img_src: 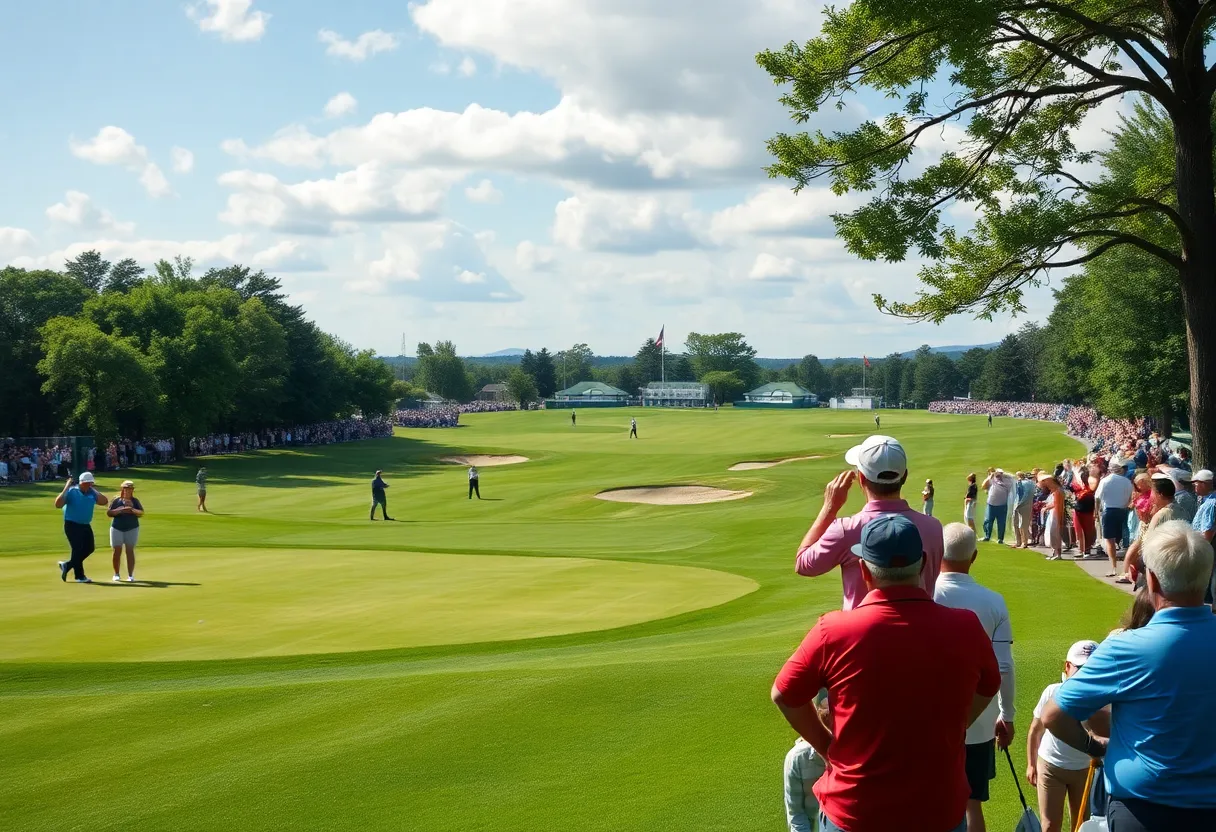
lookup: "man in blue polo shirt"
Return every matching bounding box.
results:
[54,471,109,583]
[1042,521,1216,831]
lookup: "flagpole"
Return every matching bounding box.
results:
[661,325,665,383]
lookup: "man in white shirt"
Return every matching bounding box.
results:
[981,468,1012,544]
[934,522,1016,832]
[1095,466,1135,576]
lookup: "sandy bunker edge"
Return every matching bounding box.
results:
[595,485,753,505]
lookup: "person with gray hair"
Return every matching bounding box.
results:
[773,514,1000,832]
[1042,521,1216,831]
[934,523,1016,832]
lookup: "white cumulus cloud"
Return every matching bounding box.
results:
[0,227,35,256]
[45,191,135,234]
[70,126,172,198]
[710,186,853,240]
[515,240,555,271]
[323,92,358,119]
[318,29,399,61]
[457,57,477,77]
[188,0,269,42]
[748,252,802,281]
[357,222,522,302]
[218,164,460,233]
[464,179,502,204]
[553,191,706,254]
[171,146,195,174]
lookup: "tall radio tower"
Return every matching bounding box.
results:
[399,333,409,381]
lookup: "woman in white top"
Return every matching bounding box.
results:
[1025,640,1100,832]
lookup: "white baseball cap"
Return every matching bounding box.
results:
[1193,469,1214,483]
[1066,640,1099,666]
[844,435,907,484]
[78,471,95,483]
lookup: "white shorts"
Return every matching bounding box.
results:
[109,526,140,548]
[964,502,976,522]
[1043,509,1062,549]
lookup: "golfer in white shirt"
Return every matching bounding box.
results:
[933,523,1016,832]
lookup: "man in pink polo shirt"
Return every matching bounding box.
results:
[795,435,944,609]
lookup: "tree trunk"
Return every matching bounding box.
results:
[1168,41,1216,465]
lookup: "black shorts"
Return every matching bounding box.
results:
[965,740,996,802]
[1102,508,1130,540]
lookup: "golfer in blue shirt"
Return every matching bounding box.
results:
[54,471,109,583]
[1042,520,1216,831]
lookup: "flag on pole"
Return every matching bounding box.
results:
[863,355,871,368]
[656,326,665,349]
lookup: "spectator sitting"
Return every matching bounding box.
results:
[783,698,831,832]
[1043,521,1216,831]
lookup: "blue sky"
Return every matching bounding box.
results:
[0,0,1078,357]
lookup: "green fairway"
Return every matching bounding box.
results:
[0,409,1132,831]
[0,549,756,663]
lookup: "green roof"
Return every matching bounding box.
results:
[745,381,814,397]
[555,381,630,397]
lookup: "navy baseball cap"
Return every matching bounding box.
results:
[849,514,924,568]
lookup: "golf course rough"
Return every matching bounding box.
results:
[0,408,1132,832]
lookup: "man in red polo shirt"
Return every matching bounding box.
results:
[772,514,1001,832]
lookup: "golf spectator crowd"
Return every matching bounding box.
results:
[394,401,533,428]
[776,431,1216,832]
[1,439,72,485]
[2,417,392,483]
[928,400,1159,455]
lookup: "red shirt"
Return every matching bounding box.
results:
[774,586,1001,832]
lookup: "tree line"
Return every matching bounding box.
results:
[0,253,397,453]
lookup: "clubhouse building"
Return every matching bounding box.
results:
[735,381,819,409]
[642,381,710,408]
[546,381,632,408]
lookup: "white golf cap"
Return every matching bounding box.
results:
[844,435,907,484]
[995,468,1005,474]
[1193,469,1214,483]
[1066,640,1099,666]
[78,471,95,483]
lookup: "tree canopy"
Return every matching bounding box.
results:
[760,0,1216,462]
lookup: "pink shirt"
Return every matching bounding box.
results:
[795,499,945,610]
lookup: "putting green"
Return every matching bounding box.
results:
[0,548,757,663]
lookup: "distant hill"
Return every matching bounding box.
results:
[480,348,526,357]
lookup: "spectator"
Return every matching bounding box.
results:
[1156,466,1197,523]
[1043,521,1216,831]
[934,523,1016,832]
[1071,464,1098,558]
[1040,473,1065,561]
[1191,469,1214,544]
[922,479,934,516]
[794,435,945,610]
[773,514,1000,832]
[1097,462,1135,577]
[783,699,831,832]
[1121,475,1179,585]
[1012,471,1034,549]
[1025,640,1101,832]
[981,468,1012,544]
[964,473,978,531]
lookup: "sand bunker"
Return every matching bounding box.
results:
[827,434,861,438]
[439,454,529,467]
[729,455,825,472]
[596,486,753,505]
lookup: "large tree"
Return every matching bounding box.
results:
[63,250,110,293]
[38,317,158,442]
[760,1,1216,463]
[634,338,664,384]
[416,341,474,402]
[555,343,594,390]
[0,268,92,435]
[684,332,761,389]
[975,335,1033,401]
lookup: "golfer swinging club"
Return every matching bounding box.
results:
[196,466,208,512]
[55,471,108,583]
